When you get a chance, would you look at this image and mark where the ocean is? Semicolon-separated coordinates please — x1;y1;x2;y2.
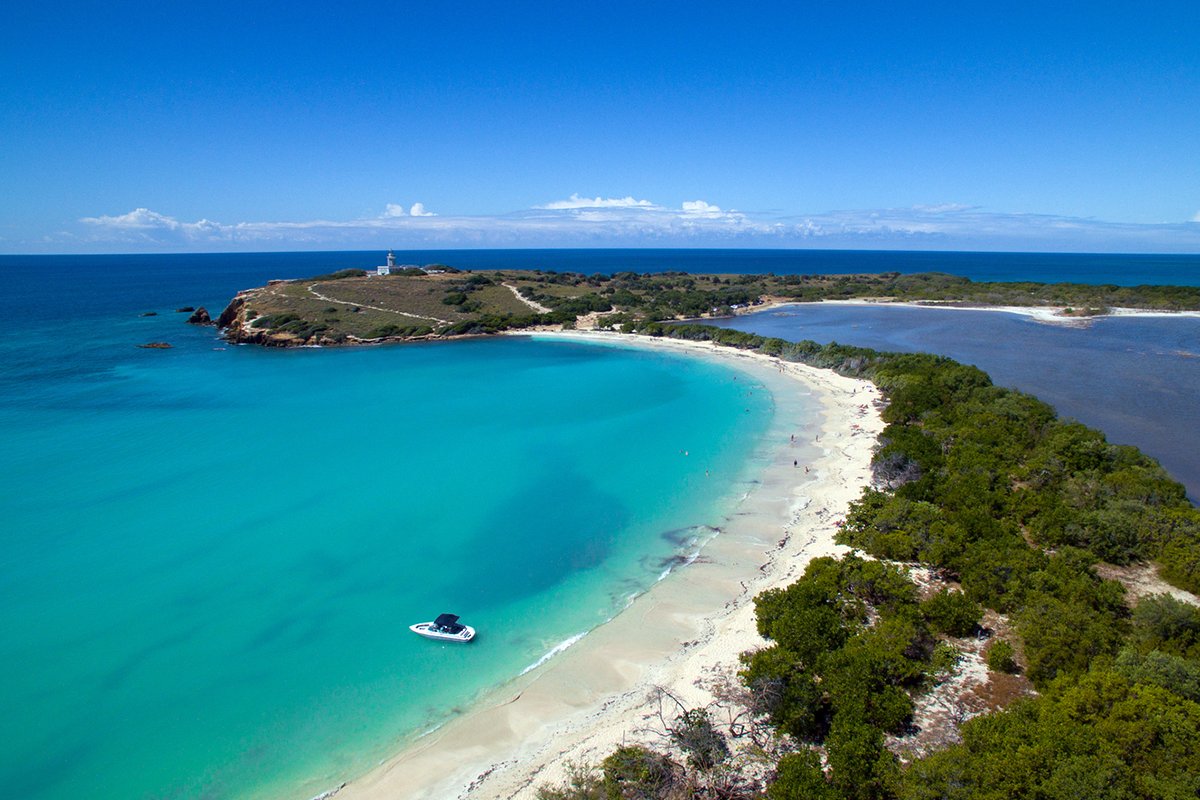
0;248;1197;799
5;248;1200;290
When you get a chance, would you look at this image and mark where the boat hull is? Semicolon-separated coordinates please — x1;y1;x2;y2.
409;622;476;643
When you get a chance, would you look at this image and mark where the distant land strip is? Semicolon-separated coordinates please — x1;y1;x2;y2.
212;267;1200;347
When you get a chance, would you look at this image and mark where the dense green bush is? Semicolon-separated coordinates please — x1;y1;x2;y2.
300;268;366;282
769;750;839;800
1130;594;1200;658
599;746;680;799
1115;647;1200;702
369;323;433;339
900;671;1200;800
985;639;1018;673
922;590;981;637
742;556;931;749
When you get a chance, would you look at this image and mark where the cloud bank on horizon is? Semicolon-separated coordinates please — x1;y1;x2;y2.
62;195;1200;254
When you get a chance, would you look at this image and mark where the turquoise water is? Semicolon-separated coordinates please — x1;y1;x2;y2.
0;318;775;799
16;244;1191;798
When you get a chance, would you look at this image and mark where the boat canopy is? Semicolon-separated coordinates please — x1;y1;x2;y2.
434;613;464;632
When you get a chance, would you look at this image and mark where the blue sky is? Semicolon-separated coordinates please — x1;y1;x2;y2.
2;2;1198;253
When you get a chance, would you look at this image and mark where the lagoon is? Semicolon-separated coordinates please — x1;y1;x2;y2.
711;303;1200;501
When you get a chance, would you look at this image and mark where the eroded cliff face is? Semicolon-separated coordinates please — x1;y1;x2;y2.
216;294;247;331
215;291;357;347
215;293;306;347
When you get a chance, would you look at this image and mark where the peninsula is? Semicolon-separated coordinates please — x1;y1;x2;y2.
212;264;1200;800
214;267;1200;347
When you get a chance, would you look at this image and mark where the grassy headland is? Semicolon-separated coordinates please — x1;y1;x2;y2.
215;268;1200;346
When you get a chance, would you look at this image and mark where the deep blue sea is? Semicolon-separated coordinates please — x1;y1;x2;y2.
0;248;1197;799
4;248;1200;295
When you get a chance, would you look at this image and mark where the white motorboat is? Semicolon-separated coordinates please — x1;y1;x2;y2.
410;613;475;643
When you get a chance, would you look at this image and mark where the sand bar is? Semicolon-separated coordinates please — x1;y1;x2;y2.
792;299;1200;326
331;331;885;800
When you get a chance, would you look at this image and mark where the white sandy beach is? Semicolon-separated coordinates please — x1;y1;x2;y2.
330;331;885;800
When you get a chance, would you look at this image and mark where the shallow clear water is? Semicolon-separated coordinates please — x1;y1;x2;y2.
0;309;776;799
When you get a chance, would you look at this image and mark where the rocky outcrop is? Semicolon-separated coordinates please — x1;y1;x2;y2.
187;307;212;325
175;306;195;313
138;342;172;349
215;294;302;347
216;295;246;330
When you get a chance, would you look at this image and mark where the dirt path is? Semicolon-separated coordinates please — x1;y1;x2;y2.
503;283;552;314
306;283;449;324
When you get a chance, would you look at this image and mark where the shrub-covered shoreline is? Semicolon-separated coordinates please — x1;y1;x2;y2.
537;322;1200;800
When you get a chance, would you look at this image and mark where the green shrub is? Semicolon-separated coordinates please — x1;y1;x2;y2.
302;268;366;282
922;589;982;637
1131;594;1200;658
1115;647;1200;702
986;639;1018;673
669;708;728;770
769;750;838;800
535;764;604;800
930;641;962;678
599;746;679;800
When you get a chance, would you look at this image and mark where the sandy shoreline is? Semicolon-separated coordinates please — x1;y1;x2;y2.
330;331;885;800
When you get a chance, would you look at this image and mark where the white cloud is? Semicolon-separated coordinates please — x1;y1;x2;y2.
1192;210;1200;222
67;200;1200;253
539;193;657;210
80;208;233;241
681;200;724;217
81;207;184;229
912;203;975;214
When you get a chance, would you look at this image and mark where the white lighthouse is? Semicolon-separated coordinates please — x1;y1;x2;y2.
377;250;397;276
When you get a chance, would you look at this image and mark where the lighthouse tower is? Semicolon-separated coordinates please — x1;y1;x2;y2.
377;250;397;276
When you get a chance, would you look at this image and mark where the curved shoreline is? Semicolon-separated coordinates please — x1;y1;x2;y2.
329;331;885;800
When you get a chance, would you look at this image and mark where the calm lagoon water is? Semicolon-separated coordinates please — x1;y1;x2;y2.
712;304;1200;501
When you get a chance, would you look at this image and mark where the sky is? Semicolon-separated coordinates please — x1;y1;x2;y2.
2;2;1199;254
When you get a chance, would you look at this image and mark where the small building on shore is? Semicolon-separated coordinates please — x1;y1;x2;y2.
377;250;397;276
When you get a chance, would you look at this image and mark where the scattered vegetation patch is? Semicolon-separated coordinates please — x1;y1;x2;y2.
298;268;367;282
